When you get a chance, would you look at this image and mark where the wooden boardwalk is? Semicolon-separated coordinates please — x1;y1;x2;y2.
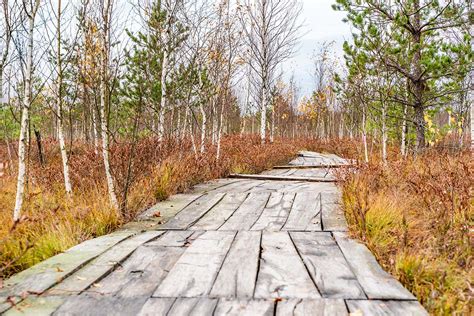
0;152;427;316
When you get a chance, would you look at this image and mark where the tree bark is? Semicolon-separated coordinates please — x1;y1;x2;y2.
56;0;73;195
100;0;119;209
14;0;40;222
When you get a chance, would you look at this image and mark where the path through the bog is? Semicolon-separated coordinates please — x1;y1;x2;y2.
0;152;427;316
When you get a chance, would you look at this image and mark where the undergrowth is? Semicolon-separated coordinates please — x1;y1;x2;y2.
340;148;473;315
0;135;350;279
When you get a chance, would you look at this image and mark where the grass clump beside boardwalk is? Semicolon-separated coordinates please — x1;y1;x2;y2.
1;135;314;279
340;148;473;315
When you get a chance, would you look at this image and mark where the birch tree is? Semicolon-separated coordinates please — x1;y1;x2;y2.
13;0;40;222
99;0;119;209
240;0;302;143
53;0;73;195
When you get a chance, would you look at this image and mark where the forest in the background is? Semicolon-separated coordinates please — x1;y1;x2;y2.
0;0;472;314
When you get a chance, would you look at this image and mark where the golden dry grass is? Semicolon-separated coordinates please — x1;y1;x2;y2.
340;149;473;315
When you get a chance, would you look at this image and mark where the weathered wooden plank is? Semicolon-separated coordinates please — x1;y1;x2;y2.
213;179;266;193
189;179;242;194
210;231;261;298
214;299;274;316
145;230;200;247
153;231;236;298
290;232;365;299
50;230;164;295
137;298;175;316
245;181;303;193
166;298;218;316
254;232;320;299
274;164;351;169
261;169;295;176
276;299;348;315
138;193;203;220
283;192;321;231
0;231;133;300
334;232;416;300
346;300;428;316
292;168;332;178
229;174;336;183
251;193;295;231
54;231;191;315
159;193;226;229
321;193;347;231
190;193;248;230
219;193;270;230
4;296;65;316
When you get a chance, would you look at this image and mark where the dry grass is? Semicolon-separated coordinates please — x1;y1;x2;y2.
0;135;303;278
340;148;473;315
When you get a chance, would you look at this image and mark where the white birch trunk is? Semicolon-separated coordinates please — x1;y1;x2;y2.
91;104;99;155
14;0;40;222
362;105;369;163
260;85;267;144
158;47;168;141
270;104;275;143
56;0;72;195
100;0;119;209
158;20;170;142
200;103;207;153
381;102;387;165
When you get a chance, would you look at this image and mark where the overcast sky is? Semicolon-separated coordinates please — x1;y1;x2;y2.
283;0;352;97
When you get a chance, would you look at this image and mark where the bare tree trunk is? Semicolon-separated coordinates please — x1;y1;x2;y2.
362;105;369;163
401;102;408;156
260;85;267;143
100;0;119;209
200;103;207;153
216;103;224;160
56;0;72;195
14;0;40;222
381;101;387;164
91;104;99;154
158;43;168;141
270;104;275;143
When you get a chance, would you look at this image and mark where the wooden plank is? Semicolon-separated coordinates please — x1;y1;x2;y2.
190;193;249;231
4;296;65;316
50;231;164;295
276;299;348;315
167;298;218;315
254;232;320;299
334;232;416;300
283;192;321;231
251;193;295;231
189;179;242;194
159;193;225;229
292;169;331;178
219;193;270;230
245;181;303;193
290;232;365;299
153;231;236;298
210;231;261;298
229;174;336;183
213;179;266;193
137;298;175;316
0;231;133;299
321;193;347;231
346;300;428;316
137;193;203;220
214;299;274;316
54;231;192;315
274;164;351;169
